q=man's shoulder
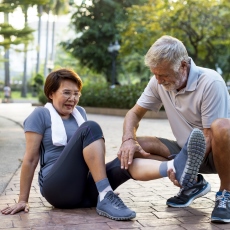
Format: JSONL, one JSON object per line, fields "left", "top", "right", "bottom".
{"left": 198, "top": 66, "right": 223, "bottom": 80}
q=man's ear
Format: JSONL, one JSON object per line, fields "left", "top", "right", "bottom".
{"left": 181, "top": 60, "right": 187, "bottom": 68}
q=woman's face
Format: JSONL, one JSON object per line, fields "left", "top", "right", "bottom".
{"left": 49, "top": 79, "right": 81, "bottom": 119}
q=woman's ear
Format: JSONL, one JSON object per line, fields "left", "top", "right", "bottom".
{"left": 49, "top": 93, "right": 53, "bottom": 100}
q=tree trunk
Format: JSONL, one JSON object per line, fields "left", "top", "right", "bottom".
{"left": 36, "top": 5, "right": 43, "bottom": 74}
{"left": 21, "top": 5, "right": 29, "bottom": 97}
{"left": 44, "top": 11, "right": 50, "bottom": 77}
{"left": 21, "top": 48, "right": 28, "bottom": 97}
{"left": 4, "top": 49, "right": 10, "bottom": 86}
{"left": 49, "top": 15, "right": 56, "bottom": 72}
{"left": 4, "top": 13, "right": 10, "bottom": 87}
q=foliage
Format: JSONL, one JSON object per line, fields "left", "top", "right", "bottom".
{"left": 43, "top": 0, "right": 70, "bottom": 15}
{"left": 38, "top": 90, "right": 47, "bottom": 105}
{"left": 2, "top": 0, "right": 49, "bottom": 7}
{"left": 0, "top": 23, "right": 34, "bottom": 49}
{"left": 34, "top": 73, "right": 44, "bottom": 86}
{"left": 37, "top": 81, "right": 149, "bottom": 109}
{"left": 30, "top": 73, "right": 44, "bottom": 97}
{"left": 54, "top": 46, "right": 107, "bottom": 84}
{"left": 119, "top": 0, "right": 230, "bottom": 81}
{"left": 79, "top": 82, "right": 147, "bottom": 109}
{"left": 61, "top": 0, "right": 147, "bottom": 83}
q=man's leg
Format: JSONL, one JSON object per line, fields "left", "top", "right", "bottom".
{"left": 135, "top": 136, "right": 173, "bottom": 160}
{"left": 210, "top": 118, "right": 230, "bottom": 223}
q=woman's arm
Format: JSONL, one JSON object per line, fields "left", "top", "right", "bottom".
{"left": 1, "top": 132, "right": 42, "bottom": 215}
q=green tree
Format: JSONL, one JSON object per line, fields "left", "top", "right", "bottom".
{"left": 119, "top": 0, "right": 230, "bottom": 81}
{"left": 3, "top": 0, "right": 49, "bottom": 96}
{"left": 0, "top": 2, "right": 34, "bottom": 87}
{"left": 61, "top": 0, "right": 147, "bottom": 83}
{"left": 42, "top": 0, "right": 70, "bottom": 77}
{"left": 50, "top": 0, "right": 70, "bottom": 71}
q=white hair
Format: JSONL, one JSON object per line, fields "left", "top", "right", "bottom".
{"left": 145, "top": 35, "right": 190, "bottom": 71}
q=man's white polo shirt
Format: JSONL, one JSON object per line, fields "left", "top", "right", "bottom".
{"left": 137, "top": 58, "right": 230, "bottom": 147}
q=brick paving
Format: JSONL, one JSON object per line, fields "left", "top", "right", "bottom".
{"left": 0, "top": 103, "right": 228, "bottom": 229}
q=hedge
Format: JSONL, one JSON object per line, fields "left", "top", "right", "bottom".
{"left": 79, "top": 83, "right": 147, "bottom": 109}
{"left": 38, "top": 82, "right": 155, "bottom": 110}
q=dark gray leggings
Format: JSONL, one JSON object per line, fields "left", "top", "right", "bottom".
{"left": 42, "top": 121, "right": 131, "bottom": 209}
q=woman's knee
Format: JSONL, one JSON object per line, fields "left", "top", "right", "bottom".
{"left": 82, "top": 120, "right": 102, "bottom": 132}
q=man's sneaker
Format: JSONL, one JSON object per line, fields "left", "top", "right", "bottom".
{"left": 96, "top": 191, "right": 136, "bottom": 221}
{"left": 166, "top": 174, "right": 211, "bottom": 208}
{"left": 174, "top": 128, "right": 206, "bottom": 189}
{"left": 211, "top": 190, "right": 230, "bottom": 223}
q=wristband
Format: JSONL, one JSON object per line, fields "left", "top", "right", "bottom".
{"left": 122, "top": 137, "right": 136, "bottom": 144}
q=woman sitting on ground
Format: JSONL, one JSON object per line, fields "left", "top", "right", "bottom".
{"left": 0, "top": 68, "right": 135, "bottom": 221}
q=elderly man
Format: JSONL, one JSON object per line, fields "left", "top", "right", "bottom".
{"left": 118, "top": 35, "right": 230, "bottom": 223}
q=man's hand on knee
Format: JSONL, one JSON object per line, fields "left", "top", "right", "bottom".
{"left": 117, "top": 140, "right": 150, "bottom": 169}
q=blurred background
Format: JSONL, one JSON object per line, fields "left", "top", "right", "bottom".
{"left": 0, "top": 0, "right": 230, "bottom": 108}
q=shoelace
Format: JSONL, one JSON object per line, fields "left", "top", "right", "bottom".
{"left": 176, "top": 188, "right": 184, "bottom": 197}
{"left": 216, "top": 190, "right": 230, "bottom": 209}
{"left": 106, "top": 192, "right": 127, "bottom": 209}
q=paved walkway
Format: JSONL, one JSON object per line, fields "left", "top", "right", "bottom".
{"left": 0, "top": 103, "right": 226, "bottom": 230}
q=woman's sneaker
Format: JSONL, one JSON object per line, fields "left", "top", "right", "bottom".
{"left": 166, "top": 174, "right": 211, "bottom": 207}
{"left": 211, "top": 190, "right": 230, "bottom": 223}
{"left": 174, "top": 128, "right": 206, "bottom": 189}
{"left": 96, "top": 191, "right": 136, "bottom": 221}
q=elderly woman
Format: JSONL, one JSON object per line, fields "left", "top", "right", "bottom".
{"left": 1, "top": 68, "right": 135, "bottom": 221}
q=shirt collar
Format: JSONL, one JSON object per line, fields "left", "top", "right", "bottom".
{"left": 185, "top": 58, "right": 200, "bottom": 92}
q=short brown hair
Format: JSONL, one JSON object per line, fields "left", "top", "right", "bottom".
{"left": 44, "top": 68, "right": 83, "bottom": 102}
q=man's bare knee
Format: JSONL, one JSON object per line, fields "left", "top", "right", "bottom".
{"left": 211, "top": 118, "right": 230, "bottom": 142}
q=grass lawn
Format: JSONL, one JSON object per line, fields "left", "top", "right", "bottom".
{"left": 1, "top": 90, "right": 38, "bottom": 102}
{"left": 10, "top": 91, "right": 37, "bottom": 99}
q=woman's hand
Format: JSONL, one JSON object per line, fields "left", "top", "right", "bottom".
{"left": 1, "top": 201, "right": 29, "bottom": 215}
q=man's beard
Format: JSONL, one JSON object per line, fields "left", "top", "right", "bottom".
{"left": 162, "top": 72, "right": 187, "bottom": 91}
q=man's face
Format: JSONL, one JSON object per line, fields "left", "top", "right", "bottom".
{"left": 150, "top": 61, "right": 187, "bottom": 91}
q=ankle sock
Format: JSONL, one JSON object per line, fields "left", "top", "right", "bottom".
{"left": 159, "top": 128, "right": 205, "bottom": 189}
{"left": 96, "top": 178, "right": 113, "bottom": 201}
{"left": 159, "top": 160, "right": 175, "bottom": 177}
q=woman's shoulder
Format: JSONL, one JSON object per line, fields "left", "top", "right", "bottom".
{"left": 24, "top": 106, "right": 50, "bottom": 124}
{"left": 76, "top": 105, "right": 86, "bottom": 113}
{"left": 33, "top": 106, "right": 50, "bottom": 117}
{"left": 76, "top": 105, "right": 87, "bottom": 121}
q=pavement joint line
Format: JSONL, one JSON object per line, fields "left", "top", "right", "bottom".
{"left": 0, "top": 115, "right": 23, "bottom": 128}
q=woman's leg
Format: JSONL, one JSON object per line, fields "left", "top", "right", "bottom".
{"left": 85, "top": 157, "right": 132, "bottom": 207}
{"left": 42, "top": 121, "right": 135, "bottom": 220}
{"left": 42, "top": 121, "right": 105, "bottom": 208}
{"left": 129, "top": 128, "right": 206, "bottom": 189}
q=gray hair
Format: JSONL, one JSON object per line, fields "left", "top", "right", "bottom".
{"left": 144, "top": 35, "right": 189, "bottom": 71}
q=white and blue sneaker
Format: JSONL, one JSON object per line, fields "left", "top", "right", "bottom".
{"left": 211, "top": 190, "right": 230, "bottom": 223}
{"left": 96, "top": 191, "right": 136, "bottom": 221}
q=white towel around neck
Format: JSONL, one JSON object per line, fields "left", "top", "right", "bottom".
{"left": 45, "top": 102, "right": 85, "bottom": 146}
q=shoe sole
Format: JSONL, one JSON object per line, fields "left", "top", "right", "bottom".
{"left": 180, "top": 128, "right": 206, "bottom": 189}
{"left": 167, "top": 182, "right": 211, "bottom": 208}
{"left": 96, "top": 208, "right": 136, "bottom": 221}
{"left": 211, "top": 217, "right": 230, "bottom": 223}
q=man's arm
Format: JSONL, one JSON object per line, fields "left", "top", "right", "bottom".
{"left": 117, "top": 104, "right": 150, "bottom": 169}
